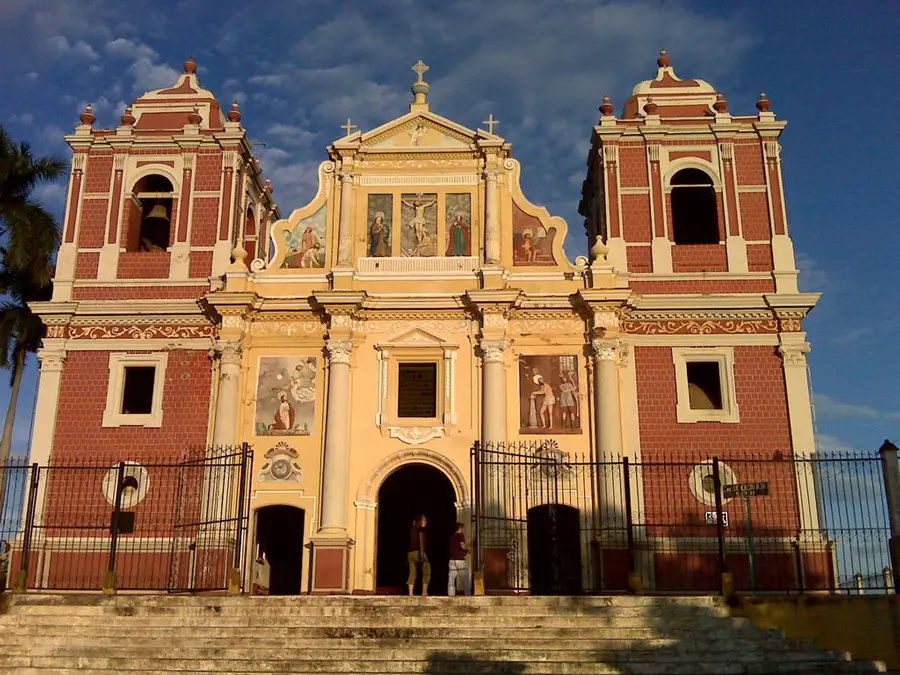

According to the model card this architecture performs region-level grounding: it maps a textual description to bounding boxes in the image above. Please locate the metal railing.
[1,444,252,593]
[471,441,895,595]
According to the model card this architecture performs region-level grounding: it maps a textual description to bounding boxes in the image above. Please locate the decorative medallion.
[259,442,302,483]
[388,426,445,445]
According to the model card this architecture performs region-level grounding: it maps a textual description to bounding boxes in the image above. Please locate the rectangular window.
[686,361,723,410]
[397,363,438,418]
[121,366,156,415]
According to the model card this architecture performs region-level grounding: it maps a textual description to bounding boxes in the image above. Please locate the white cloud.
[128,56,180,94]
[265,123,317,148]
[232,91,247,105]
[45,35,99,60]
[248,74,287,87]
[105,37,157,60]
[9,113,34,125]
[796,251,829,292]
[814,394,899,421]
[25,72,39,81]
[33,182,67,212]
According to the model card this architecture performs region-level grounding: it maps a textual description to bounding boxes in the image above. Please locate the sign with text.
[705,511,729,527]
[723,482,769,499]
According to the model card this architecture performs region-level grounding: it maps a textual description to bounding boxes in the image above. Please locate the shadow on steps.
[425,650,527,674]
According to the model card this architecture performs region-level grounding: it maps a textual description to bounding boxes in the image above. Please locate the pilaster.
[337,172,354,267]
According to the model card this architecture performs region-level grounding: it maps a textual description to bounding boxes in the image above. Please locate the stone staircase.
[0,594,886,674]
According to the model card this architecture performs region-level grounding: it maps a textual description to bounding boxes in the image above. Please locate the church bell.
[145,203,170,222]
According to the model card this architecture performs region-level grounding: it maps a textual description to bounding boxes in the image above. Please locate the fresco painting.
[255,357,318,436]
[445,193,472,256]
[512,203,557,265]
[367,194,393,257]
[281,205,326,268]
[401,192,437,257]
[519,355,581,434]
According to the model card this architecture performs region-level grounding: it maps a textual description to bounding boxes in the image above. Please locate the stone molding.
[480,339,509,363]
[358,447,469,505]
[622,318,780,335]
[326,339,353,365]
[65,324,215,340]
[591,338,618,361]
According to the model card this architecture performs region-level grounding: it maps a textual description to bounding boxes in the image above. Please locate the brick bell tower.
[29,57,278,471]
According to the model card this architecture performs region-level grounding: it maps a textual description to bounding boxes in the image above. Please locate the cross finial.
[412,60,430,83]
[341,117,358,136]
[483,113,499,134]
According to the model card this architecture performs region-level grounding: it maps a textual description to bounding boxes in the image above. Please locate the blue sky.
[0,0,897,459]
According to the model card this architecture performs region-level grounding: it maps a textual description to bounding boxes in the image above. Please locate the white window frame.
[102,352,168,428]
[672,347,739,423]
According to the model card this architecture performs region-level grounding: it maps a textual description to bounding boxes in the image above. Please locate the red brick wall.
[618,146,647,187]
[735,143,765,185]
[83,155,113,193]
[671,244,728,273]
[117,251,171,278]
[190,197,221,246]
[626,246,652,273]
[621,195,652,241]
[73,286,206,300]
[194,153,223,191]
[189,251,213,278]
[77,198,111,247]
[52,349,212,463]
[739,192,771,240]
[74,252,100,279]
[747,244,774,272]
[629,279,775,294]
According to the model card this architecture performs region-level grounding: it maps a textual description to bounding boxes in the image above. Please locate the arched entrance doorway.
[255,505,305,595]
[376,463,457,595]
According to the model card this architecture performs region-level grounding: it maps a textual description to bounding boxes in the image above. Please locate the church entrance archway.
[376,462,457,595]
[254,505,305,595]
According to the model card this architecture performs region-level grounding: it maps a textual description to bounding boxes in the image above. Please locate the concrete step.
[0,655,883,675]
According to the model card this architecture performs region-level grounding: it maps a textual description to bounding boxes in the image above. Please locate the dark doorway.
[527,503,582,594]
[376,463,457,595]
[255,505,305,595]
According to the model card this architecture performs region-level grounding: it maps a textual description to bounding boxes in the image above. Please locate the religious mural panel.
[518,355,581,434]
[367,194,393,257]
[255,356,318,436]
[513,204,557,266]
[445,193,472,256]
[401,193,437,257]
[281,205,326,269]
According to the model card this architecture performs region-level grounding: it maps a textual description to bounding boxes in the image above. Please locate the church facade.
[25,52,821,595]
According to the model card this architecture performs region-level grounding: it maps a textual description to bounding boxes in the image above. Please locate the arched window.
[125,174,175,252]
[244,207,257,261]
[670,168,719,245]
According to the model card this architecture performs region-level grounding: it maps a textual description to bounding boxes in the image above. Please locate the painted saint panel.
[401,193,437,257]
[255,356,318,436]
[513,203,557,265]
[282,205,326,269]
[367,194,393,257]
[445,193,472,256]
[519,355,581,434]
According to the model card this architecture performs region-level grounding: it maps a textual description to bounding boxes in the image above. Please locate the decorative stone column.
[311,338,355,593]
[212,341,242,448]
[337,173,354,266]
[777,335,821,532]
[591,338,623,459]
[479,339,508,445]
[483,171,500,265]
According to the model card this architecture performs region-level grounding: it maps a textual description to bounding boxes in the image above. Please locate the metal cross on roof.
[483,113,499,134]
[341,118,358,135]
[412,60,430,83]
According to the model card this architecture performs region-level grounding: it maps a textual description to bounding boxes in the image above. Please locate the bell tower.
[53,57,278,302]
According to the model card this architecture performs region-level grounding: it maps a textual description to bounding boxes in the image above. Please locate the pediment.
[361,113,476,151]
[376,327,457,350]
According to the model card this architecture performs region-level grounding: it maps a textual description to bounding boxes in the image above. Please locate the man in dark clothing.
[447,522,470,596]
[407,514,430,596]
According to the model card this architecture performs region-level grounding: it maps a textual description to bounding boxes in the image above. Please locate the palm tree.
[0,124,65,508]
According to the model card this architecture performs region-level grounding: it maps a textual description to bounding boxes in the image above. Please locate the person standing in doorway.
[447,523,470,596]
[407,514,430,596]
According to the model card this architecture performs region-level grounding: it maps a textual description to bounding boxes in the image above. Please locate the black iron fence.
[0,444,252,592]
[471,441,895,595]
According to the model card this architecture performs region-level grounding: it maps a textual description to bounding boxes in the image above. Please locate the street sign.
[705,511,729,527]
[723,481,769,499]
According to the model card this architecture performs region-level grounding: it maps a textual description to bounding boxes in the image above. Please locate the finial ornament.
[412,60,430,83]
[590,235,609,263]
[341,118,358,135]
[120,106,135,126]
[643,97,658,115]
[184,56,197,74]
[599,95,615,117]
[187,107,202,125]
[80,104,95,126]
[483,113,499,134]
[657,50,672,68]
[756,92,772,112]
[713,92,728,113]
[227,101,242,123]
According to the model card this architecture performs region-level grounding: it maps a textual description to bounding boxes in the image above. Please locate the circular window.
[101,463,150,508]
[688,460,736,507]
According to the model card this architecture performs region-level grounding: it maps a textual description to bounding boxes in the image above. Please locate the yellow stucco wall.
[732,595,900,670]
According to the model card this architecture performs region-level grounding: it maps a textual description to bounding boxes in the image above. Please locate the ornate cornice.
[64,324,216,340]
[622,318,779,335]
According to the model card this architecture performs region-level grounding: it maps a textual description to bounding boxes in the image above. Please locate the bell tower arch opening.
[376,462,457,595]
